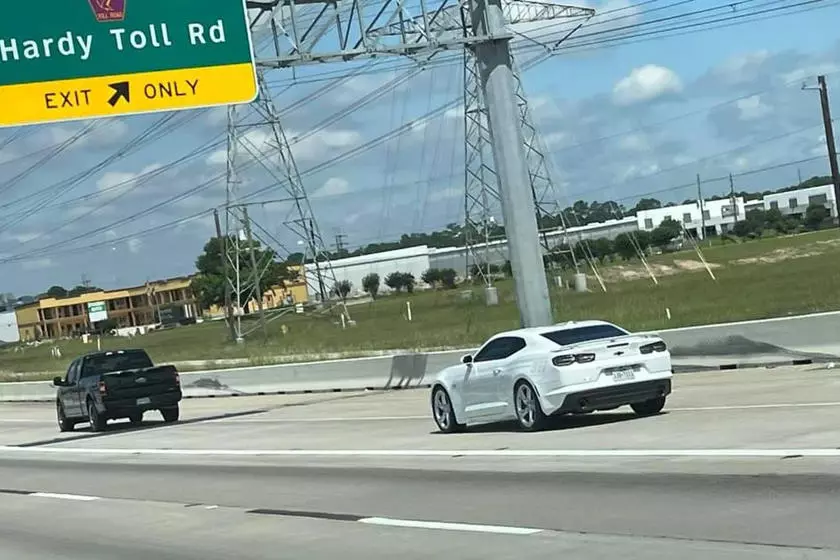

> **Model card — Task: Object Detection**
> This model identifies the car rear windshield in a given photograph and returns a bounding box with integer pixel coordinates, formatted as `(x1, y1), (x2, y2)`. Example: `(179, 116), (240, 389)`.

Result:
(85, 350), (153, 376)
(540, 324), (628, 346)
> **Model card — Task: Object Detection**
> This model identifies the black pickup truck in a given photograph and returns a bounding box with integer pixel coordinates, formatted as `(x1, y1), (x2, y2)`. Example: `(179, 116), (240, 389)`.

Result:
(53, 348), (182, 432)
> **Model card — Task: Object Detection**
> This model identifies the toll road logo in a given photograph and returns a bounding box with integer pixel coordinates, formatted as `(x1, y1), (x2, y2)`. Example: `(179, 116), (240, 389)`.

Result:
(88, 0), (126, 22)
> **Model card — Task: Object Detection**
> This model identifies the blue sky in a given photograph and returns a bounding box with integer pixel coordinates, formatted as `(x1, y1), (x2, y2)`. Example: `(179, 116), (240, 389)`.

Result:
(1, 0), (839, 297)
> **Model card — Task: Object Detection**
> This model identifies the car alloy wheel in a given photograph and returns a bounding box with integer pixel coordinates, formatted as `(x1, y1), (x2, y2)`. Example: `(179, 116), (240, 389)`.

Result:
(514, 381), (547, 432)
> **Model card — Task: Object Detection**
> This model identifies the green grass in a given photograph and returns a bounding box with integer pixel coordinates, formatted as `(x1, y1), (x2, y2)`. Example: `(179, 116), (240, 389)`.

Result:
(3, 229), (840, 379)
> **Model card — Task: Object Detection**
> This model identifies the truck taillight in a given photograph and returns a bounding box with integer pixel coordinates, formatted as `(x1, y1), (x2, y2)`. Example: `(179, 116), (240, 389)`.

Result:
(552, 353), (595, 367)
(640, 341), (667, 354)
(174, 373), (180, 386)
(98, 381), (107, 395)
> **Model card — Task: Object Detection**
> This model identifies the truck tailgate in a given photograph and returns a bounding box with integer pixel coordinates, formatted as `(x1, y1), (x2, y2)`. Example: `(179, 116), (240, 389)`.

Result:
(101, 366), (180, 399)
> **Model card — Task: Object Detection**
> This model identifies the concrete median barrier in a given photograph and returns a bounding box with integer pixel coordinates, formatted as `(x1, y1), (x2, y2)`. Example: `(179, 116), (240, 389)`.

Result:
(1, 311), (838, 402)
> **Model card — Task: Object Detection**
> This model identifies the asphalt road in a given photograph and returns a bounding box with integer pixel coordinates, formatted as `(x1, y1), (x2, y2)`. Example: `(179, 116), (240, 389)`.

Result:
(2, 364), (840, 559)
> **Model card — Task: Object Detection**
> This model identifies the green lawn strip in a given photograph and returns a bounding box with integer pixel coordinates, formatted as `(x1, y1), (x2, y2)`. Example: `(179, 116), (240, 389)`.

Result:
(2, 230), (839, 379)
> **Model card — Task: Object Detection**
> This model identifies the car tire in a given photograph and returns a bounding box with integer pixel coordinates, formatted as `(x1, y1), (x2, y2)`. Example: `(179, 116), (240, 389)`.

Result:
(513, 380), (548, 432)
(431, 387), (463, 433)
(128, 412), (143, 426)
(631, 396), (666, 417)
(57, 402), (75, 433)
(88, 400), (106, 432)
(161, 406), (180, 423)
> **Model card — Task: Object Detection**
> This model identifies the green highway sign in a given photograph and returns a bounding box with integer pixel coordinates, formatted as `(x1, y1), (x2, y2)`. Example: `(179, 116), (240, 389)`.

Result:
(0, 0), (258, 128)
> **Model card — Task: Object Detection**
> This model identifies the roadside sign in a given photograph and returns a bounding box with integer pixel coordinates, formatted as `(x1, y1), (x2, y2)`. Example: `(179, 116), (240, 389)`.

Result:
(87, 301), (108, 323)
(0, 0), (258, 129)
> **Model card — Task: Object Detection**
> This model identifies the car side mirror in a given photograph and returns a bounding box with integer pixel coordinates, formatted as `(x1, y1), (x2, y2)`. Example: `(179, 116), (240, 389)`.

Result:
(52, 376), (64, 387)
(461, 354), (473, 364)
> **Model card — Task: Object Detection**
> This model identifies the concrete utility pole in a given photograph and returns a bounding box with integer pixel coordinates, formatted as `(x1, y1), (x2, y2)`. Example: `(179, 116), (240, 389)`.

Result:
(469, 0), (553, 328)
(818, 76), (840, 226)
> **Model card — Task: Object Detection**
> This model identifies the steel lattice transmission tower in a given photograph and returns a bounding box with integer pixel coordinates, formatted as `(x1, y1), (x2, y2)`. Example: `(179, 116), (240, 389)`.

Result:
(220, 0), (593, 332)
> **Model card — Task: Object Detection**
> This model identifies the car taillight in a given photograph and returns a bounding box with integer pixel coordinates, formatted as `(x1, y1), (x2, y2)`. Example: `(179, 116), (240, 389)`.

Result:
(552, 353), (595, 367)
(640, 341), (667, 354)
(174, 373), (180, 386)
(98, 381), (107, 396)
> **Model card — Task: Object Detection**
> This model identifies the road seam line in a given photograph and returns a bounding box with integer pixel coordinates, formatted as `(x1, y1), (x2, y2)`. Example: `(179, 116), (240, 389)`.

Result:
(358, 517), (542, 535)
(29, 492), (101, 501)
(4, 447), (840, 457)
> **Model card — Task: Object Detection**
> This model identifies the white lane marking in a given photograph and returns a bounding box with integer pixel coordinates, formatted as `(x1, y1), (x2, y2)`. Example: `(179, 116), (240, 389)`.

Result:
(31, 492), (100, 502)
(671, 401), (840, 412)
(358, 517), (542, 535)
(206, 415), (428, 424)
(3, 447), (840, 458)
(0, 419), (51, 423)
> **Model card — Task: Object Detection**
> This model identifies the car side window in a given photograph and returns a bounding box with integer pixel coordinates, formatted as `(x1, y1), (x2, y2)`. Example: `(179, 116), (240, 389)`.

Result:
(66, 360), (79, 384)
(474, 337), (526, 362)
(79, 358), (97, 378)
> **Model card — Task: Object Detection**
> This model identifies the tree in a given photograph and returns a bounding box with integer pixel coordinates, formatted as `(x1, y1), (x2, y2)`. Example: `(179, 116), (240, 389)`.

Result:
(400, 272), (416, 293)
(589, 238), (614, 264)
(650, 218), (682, 249)
(630, 198), (662, 214)
(362, 273), (380, 299)
(439, 268), (457, 289)
(384, 272), (405, 292)
(804, 203), (829, 230)
(421, 268), (442, 288)
(613, 233), (637, 261)
(68, 285), (101, 297)
(634, 230), (651, 254)
(190, 236), (296, 311)
(332, 279), (352, 302)
(45, 286), (68, 298)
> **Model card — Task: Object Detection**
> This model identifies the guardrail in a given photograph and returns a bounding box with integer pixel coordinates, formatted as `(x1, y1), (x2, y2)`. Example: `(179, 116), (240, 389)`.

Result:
(1, 311), (838, 402)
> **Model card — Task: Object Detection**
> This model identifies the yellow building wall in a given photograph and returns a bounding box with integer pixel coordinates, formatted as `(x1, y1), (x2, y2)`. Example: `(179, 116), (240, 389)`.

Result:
(15, 276), (196, 341)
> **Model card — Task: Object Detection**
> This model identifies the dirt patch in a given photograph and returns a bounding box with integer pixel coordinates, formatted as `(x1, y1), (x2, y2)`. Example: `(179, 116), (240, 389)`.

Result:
(596, 259), (720, 283)
(732, 247), (824, 265)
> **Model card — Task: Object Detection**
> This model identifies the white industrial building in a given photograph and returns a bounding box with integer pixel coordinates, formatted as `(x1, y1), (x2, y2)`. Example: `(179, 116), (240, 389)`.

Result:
(0, 310), (19, 344)
(303, 245), (432, 299)
(636, 197), (747, 239)
(429, 217), (638, 276)
(761, 184), (837, 218)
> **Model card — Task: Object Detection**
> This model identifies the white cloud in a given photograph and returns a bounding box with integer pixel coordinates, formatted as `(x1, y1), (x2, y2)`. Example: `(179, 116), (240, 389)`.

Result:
(96, 164), (163, 193)
(617, 133), (652, 152)
(735, 95), (773, 121)
(613, 65), (682, 106)
(781, 63), (840, 85)
(127, 238), (143, 254)
(314, 177), (351, 198)
(1, 232), (43, 244)
(22, 258), (53, 271)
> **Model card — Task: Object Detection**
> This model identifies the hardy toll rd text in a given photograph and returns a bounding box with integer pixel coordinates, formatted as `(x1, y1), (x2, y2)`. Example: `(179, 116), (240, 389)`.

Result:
(0, 21), (257, 127)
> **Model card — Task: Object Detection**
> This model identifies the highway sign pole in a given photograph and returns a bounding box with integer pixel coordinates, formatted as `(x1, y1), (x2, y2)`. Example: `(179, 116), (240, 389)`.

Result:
(0, 0), (258, 128)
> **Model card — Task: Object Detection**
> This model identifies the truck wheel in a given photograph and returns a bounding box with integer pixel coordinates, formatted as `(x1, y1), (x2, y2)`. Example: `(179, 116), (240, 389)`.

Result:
(57, 402), (75, 433)
(161, 406), (179, 423)
(88, 400), (107, 432)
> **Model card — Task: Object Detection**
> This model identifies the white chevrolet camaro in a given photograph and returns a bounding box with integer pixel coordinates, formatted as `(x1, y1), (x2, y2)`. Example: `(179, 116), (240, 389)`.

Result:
(430, 320), (673, 432)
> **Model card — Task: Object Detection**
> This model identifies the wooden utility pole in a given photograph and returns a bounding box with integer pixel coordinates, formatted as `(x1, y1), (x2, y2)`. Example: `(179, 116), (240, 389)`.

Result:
(214, 209), (237, 342)
(242, 207), (268, 341)
(817, 76), (840, 227)
(696, 173), (706, 240)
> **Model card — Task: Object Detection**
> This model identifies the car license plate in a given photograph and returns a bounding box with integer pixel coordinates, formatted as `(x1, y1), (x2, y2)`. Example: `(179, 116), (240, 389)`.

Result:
(136, 397), (151, 405)
(611, 369), (635, 382)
